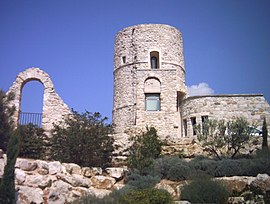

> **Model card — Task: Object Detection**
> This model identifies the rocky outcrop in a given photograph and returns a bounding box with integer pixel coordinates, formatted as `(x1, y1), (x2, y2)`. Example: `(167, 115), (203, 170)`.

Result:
(0, 156), (126, 203)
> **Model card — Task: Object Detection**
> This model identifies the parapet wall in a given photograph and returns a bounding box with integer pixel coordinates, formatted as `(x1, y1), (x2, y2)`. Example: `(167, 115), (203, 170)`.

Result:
(181, 94), (270, 137)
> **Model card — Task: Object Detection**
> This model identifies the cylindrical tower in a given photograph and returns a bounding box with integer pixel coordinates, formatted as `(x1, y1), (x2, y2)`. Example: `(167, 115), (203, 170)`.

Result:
(113, 24), (187, 155)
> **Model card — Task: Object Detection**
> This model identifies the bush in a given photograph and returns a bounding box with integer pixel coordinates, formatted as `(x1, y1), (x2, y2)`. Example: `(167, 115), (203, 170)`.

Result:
(167, 161), (191, 181)
(181, 178), (229, 204)
(125, 170), (160, 189)
(120, 188), (174, 204)
(189, 157), (217, 177)
(19, 124), (48, 159)
(0, 90), (15, 152)
(0, 128), (20, 204)
(128, 127), (162, 172)
(50, 111), (113, 168)
(215, 159), (243, 177)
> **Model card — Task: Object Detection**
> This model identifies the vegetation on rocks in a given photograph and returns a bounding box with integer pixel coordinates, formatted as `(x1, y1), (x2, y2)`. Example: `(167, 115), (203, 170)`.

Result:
(50, 110), (114, 168)
(128, 127), (163, 172)
(19, 124), (48, 159)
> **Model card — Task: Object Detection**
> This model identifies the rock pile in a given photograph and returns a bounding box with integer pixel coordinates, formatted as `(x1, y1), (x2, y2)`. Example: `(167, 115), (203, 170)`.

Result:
(0, 156), (126, 203)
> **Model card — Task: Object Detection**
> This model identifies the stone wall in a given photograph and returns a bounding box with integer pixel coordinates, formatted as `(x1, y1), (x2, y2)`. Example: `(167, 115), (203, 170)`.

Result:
(181, 94), (270, 137)
(0, 152), (269, 203)
(112, 24), (188, 154)
(7, 68), (71, 134)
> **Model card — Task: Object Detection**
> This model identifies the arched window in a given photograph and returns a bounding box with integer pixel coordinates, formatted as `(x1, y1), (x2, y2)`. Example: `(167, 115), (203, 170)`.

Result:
(150, 51), (160, 69)
(144, 78), (161, 111)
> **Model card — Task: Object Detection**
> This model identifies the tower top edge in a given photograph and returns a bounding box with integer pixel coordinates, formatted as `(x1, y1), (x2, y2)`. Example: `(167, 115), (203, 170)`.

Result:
(117, 24), (181, 34)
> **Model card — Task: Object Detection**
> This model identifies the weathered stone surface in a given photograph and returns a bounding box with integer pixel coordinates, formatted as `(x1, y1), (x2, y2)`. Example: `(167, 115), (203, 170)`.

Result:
(16, 158), (37, 171)
(15, 168), (26, 185)
(227, 197), (245, 204)
(91, 175), (116, 189)
(218, 176), (255, 193)
(7, 68), (71, 134)
(16, 186), (44, 204)
(63, 163), (81, 175)
(250, 173), (270, 193)
(48, 161), (63, 175)
(91, 167), (103, 175)
(105, 167), (125, 179)
(155, 179), (177, 198)
(82, 167), (92, 177)
(89, 188), (112, 199)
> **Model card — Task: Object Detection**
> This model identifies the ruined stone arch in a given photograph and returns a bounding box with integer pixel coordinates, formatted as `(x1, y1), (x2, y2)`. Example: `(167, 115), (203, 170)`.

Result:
(7, 67), (71, 134)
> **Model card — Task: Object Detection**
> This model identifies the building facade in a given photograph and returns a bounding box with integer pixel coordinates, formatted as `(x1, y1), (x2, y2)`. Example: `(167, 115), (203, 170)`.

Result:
(112, 24), (270, 155)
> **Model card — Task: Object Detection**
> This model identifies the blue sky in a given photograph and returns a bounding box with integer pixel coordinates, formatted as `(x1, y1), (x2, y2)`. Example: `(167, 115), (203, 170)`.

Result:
(0, 0), (269, 122)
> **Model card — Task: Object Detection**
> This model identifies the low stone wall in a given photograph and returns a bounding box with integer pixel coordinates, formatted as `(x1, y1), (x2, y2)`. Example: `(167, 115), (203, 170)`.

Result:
(0, 152), (269, 203)
(182, 94), (270, 137)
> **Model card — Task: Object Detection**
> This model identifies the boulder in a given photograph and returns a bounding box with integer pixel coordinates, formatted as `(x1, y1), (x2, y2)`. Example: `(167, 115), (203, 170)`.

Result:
(91, 175), (116, 189)
(227, 197), (245, 204)
(82, 167), (92, 177)
(48, 161), (63, 175)
(217, 176), (255, 193)
(15, 168), (26, 185)
(250, 174), (270, 194)
(89, 188), (112, 198)
(105, 167), (125, 180)
(155, 179), (177, 198)
(36, 160), (49, 175)
(16, 186), (43, 204)
(16, 158), (37, 171)
(60, 173), (92, 188)
(91, 167), (102, 175)
(25, 174), (44, 187)
(62, 163), (82, 175)
(0, 158), (5, 177)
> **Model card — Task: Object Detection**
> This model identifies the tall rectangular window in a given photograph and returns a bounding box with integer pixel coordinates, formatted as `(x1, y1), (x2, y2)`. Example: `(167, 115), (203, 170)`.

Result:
(183, 119), (187, 137)
(191, 117), (196, 135)
(201, 115), (208, 135)
(145, 93), (160, 111)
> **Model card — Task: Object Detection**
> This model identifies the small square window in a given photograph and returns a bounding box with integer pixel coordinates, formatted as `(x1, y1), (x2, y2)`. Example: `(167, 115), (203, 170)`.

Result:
(145, 93), (160, 111)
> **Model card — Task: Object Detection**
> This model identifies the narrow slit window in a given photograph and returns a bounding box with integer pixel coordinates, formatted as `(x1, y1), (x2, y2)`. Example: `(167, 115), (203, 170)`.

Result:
(122, 56), (126, 64)
(150, 51), (160, 69)
(183, 119), (187, 137)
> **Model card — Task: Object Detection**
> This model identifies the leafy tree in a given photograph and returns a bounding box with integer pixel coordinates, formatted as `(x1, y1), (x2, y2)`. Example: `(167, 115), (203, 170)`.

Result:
(262, 117), (269, 151)
(19, 124), (48, 159)
(226, 117), (253, 159)
(197, 117), (256, 159)
(0, 90), (15, 151)
(0, 128), (20, 204)
(196, 119), (226, 160)
(50, 111), (113, 168)
(128, 127), (162, 172)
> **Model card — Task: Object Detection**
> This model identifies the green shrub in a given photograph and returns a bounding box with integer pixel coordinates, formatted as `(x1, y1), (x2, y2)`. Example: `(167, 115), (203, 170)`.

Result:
(0, 90), (15, 152)
(125, 170), (160, 189)
(215, 159), (242, 177)
(120, 188), (174, 204)
(167, 162), (191, 181)
(190, 157), (217, 177)
(128, 127), (162, 172)
(0, 128), (20, 204)
(181, 178), (229, 204)
(50, 111), (113, 168)
(19, 124), (48, 159)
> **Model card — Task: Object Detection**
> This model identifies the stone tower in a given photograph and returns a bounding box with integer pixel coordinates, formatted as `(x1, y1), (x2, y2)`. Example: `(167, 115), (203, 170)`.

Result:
(113, 24), (187, 155)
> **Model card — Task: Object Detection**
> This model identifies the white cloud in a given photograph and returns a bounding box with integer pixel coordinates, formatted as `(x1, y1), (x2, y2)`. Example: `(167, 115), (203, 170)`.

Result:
(188, 82), (214, 96)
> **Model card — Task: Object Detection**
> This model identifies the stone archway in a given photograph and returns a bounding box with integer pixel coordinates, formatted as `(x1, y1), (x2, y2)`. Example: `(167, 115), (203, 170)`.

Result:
(7, 67), (71, 134)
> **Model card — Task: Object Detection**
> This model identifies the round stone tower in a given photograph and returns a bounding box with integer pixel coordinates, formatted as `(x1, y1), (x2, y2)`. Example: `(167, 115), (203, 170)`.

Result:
(113, 24), (187, 155)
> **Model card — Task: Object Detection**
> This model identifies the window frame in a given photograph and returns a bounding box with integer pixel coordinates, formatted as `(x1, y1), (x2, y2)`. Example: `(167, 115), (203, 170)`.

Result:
(145, 93), (161, 111)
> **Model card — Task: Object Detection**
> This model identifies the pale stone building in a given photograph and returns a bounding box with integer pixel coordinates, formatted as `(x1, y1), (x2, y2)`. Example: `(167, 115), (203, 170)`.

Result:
(112, 24), (270, 155)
